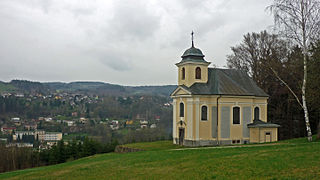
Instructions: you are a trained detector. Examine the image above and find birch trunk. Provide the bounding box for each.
[302,47,313,142]
[301,6,312,141]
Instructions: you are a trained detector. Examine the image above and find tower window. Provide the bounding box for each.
[182,67,185,80]
[201,105,208,121]
[195,67,201,79]
[254,107,260,120]
[233,107,240,124]
[180,102,184,117]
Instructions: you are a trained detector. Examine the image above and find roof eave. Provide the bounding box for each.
[247,124,281,128]
[175,61,210,67]
[170,86,192,97]
[185,93,269,98]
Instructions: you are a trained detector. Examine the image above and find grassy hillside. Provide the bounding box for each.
[0,82,16,93]
[123,140,183,151]
[1,138,320,179]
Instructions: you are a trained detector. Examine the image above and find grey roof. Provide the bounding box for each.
[178,46,208,64]
[177,68,269,97]
[182,47,204,58]
[247,119,280,128]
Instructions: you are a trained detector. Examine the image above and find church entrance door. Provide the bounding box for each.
[178,128,185,145]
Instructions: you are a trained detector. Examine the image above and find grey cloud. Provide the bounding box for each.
[37,0,52,14]
[68,7,96,18]
[107,0,160,41]
[7,0,54,14]
[0,0,274,85]
[98,54,132,71]
[178,0,209,12]
[86,47,133,72]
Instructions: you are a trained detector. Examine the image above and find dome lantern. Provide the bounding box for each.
[178,32,208,64]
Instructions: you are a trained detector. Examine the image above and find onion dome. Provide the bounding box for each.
[176,31,209,65]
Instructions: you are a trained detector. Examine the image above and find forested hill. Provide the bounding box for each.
[0,80,177,96]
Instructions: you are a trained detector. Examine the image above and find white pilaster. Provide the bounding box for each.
[195,98,200,140]
[173,99,177,142]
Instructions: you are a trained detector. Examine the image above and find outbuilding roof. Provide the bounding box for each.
[247,119,281,128]
[176,68,269,97]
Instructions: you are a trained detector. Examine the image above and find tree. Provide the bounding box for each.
[57,140,66,163]
[68,139,79,160]
[268,0,320,141]
[308,41,320,139]
[227,31,290,88]
[48,145,59,165]
[227,31,309,139]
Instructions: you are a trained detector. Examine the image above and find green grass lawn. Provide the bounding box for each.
[0,83,16,93]
[63,133,88,141]
[1,137,320,179]
[123,140,183,151]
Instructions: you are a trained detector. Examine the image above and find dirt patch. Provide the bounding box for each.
[114,146,144,153]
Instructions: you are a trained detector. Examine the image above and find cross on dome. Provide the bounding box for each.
[191,31,194,47]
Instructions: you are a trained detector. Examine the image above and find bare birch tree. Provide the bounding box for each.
[268,0,320,141]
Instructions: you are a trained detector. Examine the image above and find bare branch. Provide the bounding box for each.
[268,0,320,141]
[269,66,303,109]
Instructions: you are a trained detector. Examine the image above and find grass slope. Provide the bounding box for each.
[0,82,16,93]
[1,138,320,179]
[123,140,183,151]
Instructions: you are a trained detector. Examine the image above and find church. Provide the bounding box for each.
[171,34,280,146]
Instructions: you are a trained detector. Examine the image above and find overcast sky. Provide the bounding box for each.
[0,0,274,86]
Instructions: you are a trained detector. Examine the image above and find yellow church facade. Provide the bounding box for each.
[171,39,280,146]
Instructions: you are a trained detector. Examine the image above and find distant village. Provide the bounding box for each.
[0,91,171,149]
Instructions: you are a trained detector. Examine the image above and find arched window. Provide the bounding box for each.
[179,102,184,117]
[195,67,201,79]
[201,106,208,121]
[254,107,260,120]
[233,107,240,124]
[182,67,185,80]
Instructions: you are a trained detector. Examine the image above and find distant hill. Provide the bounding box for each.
[45,81,127,95]
[0,80,176,96]
[11,80,50,94]
[125,85,177,96]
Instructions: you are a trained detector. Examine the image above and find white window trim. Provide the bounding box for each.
[253,105,260,121]
[200,104,209,121]
[195,67,201,80]
[179,101,185,118]
[231,105,241,125]
[181,67,185,80]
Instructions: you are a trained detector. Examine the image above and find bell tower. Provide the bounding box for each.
[176,32,210,87]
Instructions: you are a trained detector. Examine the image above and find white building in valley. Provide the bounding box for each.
[44,132,63,141]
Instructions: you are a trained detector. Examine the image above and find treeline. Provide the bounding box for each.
[0,95,77,119]
[227,31,320,139]
[0,145,39,173]
[39,138,118,165]
[10,80,49,94]
[0,138,118,173]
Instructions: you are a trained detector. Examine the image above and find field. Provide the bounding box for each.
[1,137,320,179]
[0,83,16,93]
